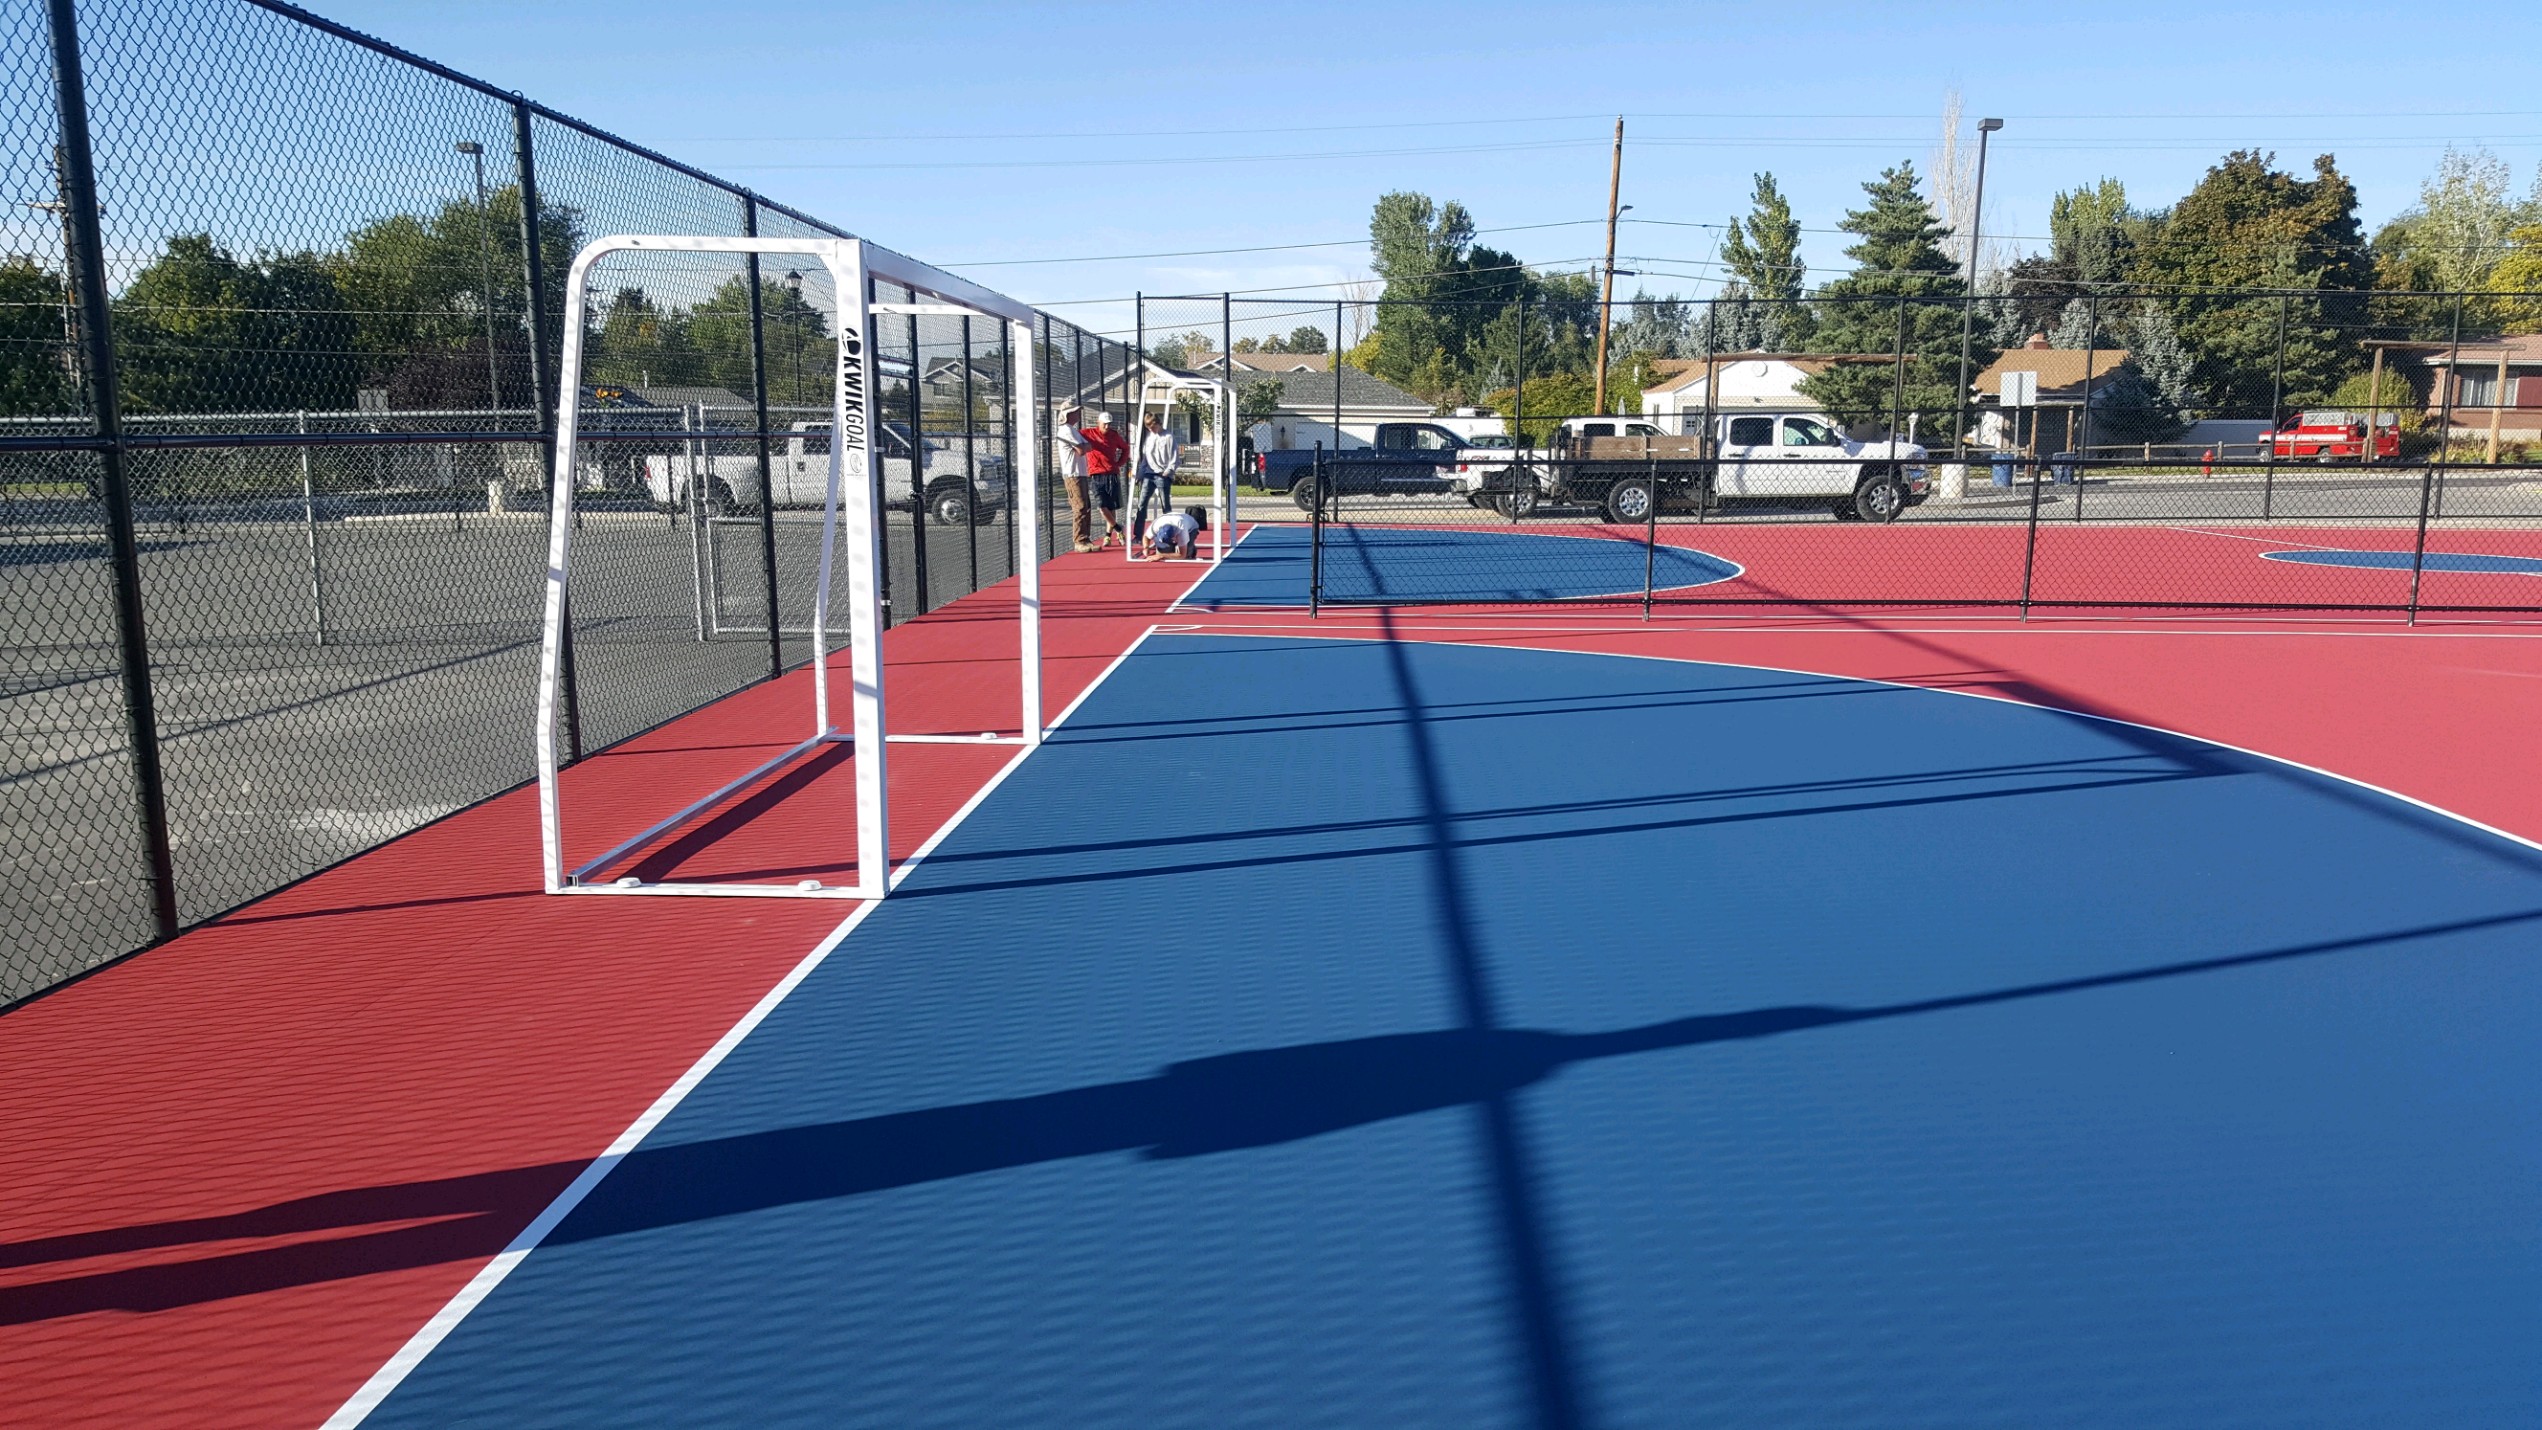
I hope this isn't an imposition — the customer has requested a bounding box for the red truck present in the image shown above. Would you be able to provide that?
[2262,409,2400,462]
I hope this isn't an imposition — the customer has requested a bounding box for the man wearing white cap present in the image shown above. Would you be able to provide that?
[1054,403,1094,552]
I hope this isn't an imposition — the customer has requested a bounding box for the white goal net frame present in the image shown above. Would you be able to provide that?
[535,235,1042,901]
[1119,370,1232,563]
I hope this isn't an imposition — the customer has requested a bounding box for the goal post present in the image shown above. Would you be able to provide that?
[1122,370,1233,563]
[535,234,1043,901]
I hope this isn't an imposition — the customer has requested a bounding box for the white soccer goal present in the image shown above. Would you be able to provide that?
[535,235,1042,901]
[1120,371,1232,562]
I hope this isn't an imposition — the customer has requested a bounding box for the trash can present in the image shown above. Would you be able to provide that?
[1990,453,2015,488]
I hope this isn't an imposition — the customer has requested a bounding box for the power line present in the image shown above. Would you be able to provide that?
[939,218,1608,268]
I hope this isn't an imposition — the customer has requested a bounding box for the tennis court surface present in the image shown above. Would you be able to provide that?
[8,536,2542,1427]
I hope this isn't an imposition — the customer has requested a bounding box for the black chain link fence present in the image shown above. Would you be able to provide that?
[1146,291,2542,614]
[1,0,1132,1006]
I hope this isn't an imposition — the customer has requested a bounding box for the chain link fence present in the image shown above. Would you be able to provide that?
[1139,290,2542,614]
[1,0,1131,1005]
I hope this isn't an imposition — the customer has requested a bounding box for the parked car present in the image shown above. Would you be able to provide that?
[642,420,1009,524]
[1253,421,1467,509]
[1451,411,1930,522]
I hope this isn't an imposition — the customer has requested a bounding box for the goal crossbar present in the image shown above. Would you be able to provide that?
[536,235,1043,901]
[1120,371,1233,563]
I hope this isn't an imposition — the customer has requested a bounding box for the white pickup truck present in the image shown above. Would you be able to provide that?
[1450,411,1930,522]
[643,420,1010,525]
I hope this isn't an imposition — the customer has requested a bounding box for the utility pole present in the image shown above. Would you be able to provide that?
[1592,116,1625,415]
[1951,116,2002,458]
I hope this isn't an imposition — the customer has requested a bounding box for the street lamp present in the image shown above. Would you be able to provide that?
[455,141,499,415]
[1953,116,2003,458]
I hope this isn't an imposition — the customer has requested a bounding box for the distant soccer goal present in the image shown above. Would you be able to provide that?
[535,235,1044,901]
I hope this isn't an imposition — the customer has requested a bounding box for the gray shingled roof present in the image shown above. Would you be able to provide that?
[1226,365,1430,413]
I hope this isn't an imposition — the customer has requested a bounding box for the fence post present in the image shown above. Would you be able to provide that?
[1000,319,1018,575]
[1222,292,1235,557]
[2409,293,2465,625]
[513,96,578,761]
[1044,320,1062,561]
[50,0,176,938]
[1641,447,1658,620]
[961,314,979,590]
[2263,295,2287,521]
[2075,291,2099,523]
[740,195,782,678]
[1888,293,1910,508]
[903,311,931,615]
[1333,298,1344,456]
[299,409,326,645]
[1697,299,1716,522]
[2019,453,2044,620]
[1310,443,1324,617]
[1512,290,1528,518]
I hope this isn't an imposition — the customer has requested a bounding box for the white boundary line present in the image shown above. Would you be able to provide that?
[324,624,1172,1428]
[2164,524,2352,551]
[1162,522,1261,614]
[1168,520,1746,611]
[1150,626,2542,857]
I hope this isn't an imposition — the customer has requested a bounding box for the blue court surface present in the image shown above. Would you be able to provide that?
[367,635,2542,1427]
[1180,524,1741,607]
[2262,547,2542,575]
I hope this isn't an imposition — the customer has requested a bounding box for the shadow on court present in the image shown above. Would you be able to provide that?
[4,901,2530,1332]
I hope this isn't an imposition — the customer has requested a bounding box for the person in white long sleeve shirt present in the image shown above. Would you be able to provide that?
[1132,414,1182,543]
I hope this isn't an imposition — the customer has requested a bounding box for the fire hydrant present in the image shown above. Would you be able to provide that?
[2201,447,2214,478]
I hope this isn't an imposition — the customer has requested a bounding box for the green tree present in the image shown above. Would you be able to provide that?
[1481,370,1595,444]
[1284,325,1327,354]
[2131,151,2372,409]
[2492,224,2542,331]
[2003,179,2145,337]
[1798,163,1992,430]
[1712,172,1810,350]
[115,234,358,413]
[1362,191,1546,402]
[0,257,71,417]
[2127,301,2198,419]
[331,185,583,407]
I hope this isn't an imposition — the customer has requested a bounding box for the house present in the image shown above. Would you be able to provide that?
[2417,333,2542,449]
[919,357,1001,404]
[1639,353,1893,435]
[1183,349,1331,376]
[1225,363,1433,452]
[1972,341,2131,453]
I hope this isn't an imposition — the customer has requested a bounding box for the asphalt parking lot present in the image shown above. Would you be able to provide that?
[1,500,1028,1003]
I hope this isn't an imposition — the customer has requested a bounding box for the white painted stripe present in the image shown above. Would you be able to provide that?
[1150,627,2542,857]
[1162,522,1259,614]
[324,624,1169,1428]
[2165,524,2351,551]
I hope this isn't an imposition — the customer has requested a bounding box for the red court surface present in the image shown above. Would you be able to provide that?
[1405,519,2542,611]
[5,531,2541,1428]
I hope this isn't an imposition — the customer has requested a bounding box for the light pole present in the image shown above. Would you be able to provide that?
[455,140,499,415]
[1952,117,2002,459]
[783,269,804,404]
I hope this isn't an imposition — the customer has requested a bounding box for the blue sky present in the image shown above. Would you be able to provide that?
[317,0,2542,336]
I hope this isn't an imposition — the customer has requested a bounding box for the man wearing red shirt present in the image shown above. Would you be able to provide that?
[1081,410,1128,549]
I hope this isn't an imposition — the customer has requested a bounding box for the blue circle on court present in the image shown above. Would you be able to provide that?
[1181,524,1741,607]
[2261,548,2542,575]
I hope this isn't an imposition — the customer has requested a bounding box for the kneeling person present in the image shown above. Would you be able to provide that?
[1140,505,1206,561]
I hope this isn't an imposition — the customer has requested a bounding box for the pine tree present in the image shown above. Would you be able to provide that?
[1798,163,1993,429]
[2127,301,2196,415]
[1716,173,1812,350]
